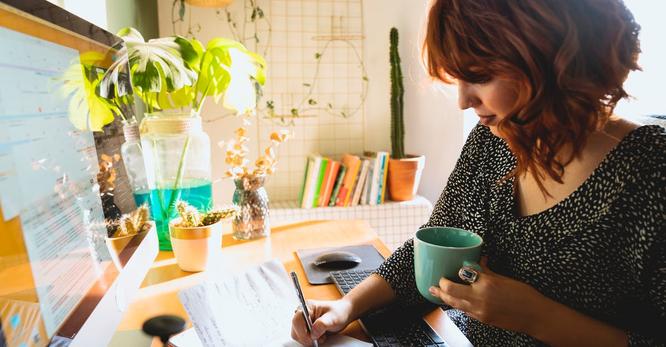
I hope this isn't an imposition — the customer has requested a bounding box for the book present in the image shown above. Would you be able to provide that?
[360,158,374,205]
[363,151,384,206]
[336,154,361,206]
[301,155,321,208]
[378,153,390,204]
[319,160,340,207]
[298,157,311,207]
[350,159,370,206]
[311,157,329,208]
[328,165,347,206]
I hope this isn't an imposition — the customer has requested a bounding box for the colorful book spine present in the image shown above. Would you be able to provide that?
[298,157,311,207]
[361,158,374,205]
[378,152,390,204]
[336,154,361,206]
[319,161,340,207]
[328,165,347,206]
[312,157,329,208]
[302,155,321,208]
[365,152,382,206]
[350,159,370,206]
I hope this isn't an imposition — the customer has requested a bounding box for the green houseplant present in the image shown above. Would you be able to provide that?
[101,28,266,250]
[387,27,425,201]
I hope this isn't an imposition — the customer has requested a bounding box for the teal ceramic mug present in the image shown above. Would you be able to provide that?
[414,226,483,304]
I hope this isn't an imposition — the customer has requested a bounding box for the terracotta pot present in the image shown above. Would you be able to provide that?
[169,218,223,272]
[388,155,425,201]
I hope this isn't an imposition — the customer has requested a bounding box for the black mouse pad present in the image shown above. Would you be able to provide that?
[296,244,386,285]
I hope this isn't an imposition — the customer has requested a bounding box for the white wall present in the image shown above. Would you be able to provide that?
[155,0,463,205]
[362,1,462,203]
[616,1,666,118]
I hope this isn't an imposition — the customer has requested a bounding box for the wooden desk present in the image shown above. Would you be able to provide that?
[114,220,469,346]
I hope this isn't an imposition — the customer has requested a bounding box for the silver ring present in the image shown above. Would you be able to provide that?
[458,266,480,284]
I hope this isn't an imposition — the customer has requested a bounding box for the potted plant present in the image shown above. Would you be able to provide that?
[105,204,155,270]
[101,28,266,250]
[387,27,425,201]
[169,201,238,272]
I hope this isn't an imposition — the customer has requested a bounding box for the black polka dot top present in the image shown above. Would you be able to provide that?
[375,124,666,346]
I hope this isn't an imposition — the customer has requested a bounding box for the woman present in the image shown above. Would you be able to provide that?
[291,0,665,346]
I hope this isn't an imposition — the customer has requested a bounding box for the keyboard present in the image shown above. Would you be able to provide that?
[330,269,448,347]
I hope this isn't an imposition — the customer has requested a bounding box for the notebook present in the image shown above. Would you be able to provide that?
[174,260,372,347]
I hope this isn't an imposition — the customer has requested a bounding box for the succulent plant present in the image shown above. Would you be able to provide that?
[390,27,405,159]
[111,204,151,237]
[173,200,238,228]
[176,201,202,228]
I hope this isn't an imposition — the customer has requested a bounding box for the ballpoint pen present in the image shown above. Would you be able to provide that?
[290,271,319,347]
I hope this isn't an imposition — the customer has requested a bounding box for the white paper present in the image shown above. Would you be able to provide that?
[178,260,372,347]
[170,327,372,347]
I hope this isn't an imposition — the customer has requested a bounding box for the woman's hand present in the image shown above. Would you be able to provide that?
[290,299,354,346]
[428,257,545,334]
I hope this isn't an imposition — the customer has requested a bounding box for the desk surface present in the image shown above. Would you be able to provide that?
[115,220,469,346]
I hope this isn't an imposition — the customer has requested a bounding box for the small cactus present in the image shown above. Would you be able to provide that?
[110,204,151,237]
[201,206,238,226]
[174,200,237,227]
[134,204,150,231]
[176,201,202,227]
[120,215,136,236]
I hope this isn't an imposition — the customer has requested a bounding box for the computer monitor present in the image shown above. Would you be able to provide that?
[0,1,158,346]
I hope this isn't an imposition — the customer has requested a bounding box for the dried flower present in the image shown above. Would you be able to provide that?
[220,126,291,179]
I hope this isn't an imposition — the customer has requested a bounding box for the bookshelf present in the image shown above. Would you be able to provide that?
[271,196,433,250]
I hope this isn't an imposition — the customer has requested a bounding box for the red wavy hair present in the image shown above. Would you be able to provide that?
[424,0,641,193]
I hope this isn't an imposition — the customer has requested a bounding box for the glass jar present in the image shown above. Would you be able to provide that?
[232,175,270,240]
[121,122,150,207]
[140,113,212,250]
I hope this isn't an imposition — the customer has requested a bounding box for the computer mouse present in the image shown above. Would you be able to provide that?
[313,251,362,269]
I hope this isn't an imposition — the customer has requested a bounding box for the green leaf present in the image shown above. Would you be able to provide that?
[102,27,198,110]
[60,60,118,131]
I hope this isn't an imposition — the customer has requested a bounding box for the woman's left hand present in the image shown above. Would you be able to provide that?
[428,257,546,334]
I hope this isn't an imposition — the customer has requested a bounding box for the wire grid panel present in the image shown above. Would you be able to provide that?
[259,0,367,202]
[270,196,433,250]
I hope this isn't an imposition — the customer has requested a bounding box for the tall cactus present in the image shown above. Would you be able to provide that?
[390,27,405,159]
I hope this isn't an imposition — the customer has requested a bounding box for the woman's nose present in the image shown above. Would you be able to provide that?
[457,82,479,110]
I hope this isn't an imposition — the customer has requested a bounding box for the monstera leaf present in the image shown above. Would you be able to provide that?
[195,38,266,113]
[60,52,119,131]
[101,28,200,112]
[101,27,266,115]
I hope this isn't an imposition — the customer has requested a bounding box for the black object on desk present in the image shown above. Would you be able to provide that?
[296,244,385,285]
[330,269,448,347]
[142,315,186,347]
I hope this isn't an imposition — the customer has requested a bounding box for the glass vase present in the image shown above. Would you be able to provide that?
[232,175,270,240]
[121,122,151,207]
[141,112,213,250]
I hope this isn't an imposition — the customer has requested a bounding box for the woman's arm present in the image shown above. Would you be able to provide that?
[430,258,632,347]
[342,274,396,320]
